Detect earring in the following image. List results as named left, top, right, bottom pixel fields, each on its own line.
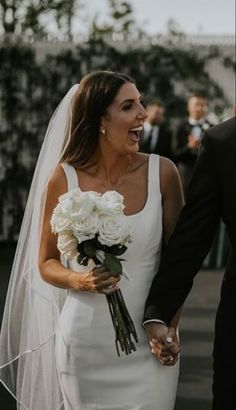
left=100, top=127, right=106, bottom=135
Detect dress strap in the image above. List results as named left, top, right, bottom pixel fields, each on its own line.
left=60, top=163, right=78, bottom=191
left=148, top=154, right=161, bottom=197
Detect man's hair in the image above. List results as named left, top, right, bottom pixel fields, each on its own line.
left=188, top=92, right=207, bottom=101
left=145, top=99, right=164, bottom=108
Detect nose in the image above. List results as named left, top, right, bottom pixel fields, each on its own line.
left=137, top=104, right=148, bottom=120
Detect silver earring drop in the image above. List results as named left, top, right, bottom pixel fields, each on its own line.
left=100, top=128, right=106, bottom=135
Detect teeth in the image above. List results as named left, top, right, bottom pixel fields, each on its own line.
left=129, top=126, right=143, bottom=132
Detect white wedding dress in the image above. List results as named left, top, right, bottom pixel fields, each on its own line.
left=56, top=154, right=179, bottom=410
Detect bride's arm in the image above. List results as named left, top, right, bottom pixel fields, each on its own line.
left=160, top=157, right=184, bottom=243
left=38, top=164, right=77, bottom=289
left=144, top=159, right=184, bottom=364
left=38, top=165, right=119, bottom=294
left=160, top=157, right=185, bottom=329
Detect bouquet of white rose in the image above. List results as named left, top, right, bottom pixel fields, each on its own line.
left=50, top=189, right=138, bottom=356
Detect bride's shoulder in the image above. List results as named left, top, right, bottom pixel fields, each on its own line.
left=47, top=164, right=67, bottom=196
left=133, top=152, right=149, bottom=168
left=160, top=156, right=177, bottom=175
left=42, top=165, right=68, bottom=221
left=159, top=156, right=182, bottom=195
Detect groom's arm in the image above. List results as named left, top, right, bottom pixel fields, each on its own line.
left=144, top=131, right=221, bottom=325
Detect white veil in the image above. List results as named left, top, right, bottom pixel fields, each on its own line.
left=0, top=84, right=79, bottom=409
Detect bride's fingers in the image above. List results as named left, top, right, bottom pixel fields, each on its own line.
left=101, top=283, right=120, bottom=295
left=160, top=354, right=179, bottom=366
left=93, top=266, right=120, bottom=277
left=150, top=342, right=163, bottom=356
left=150, top=339, right=169, bottom=353
left=92, top=266, right=107, bottom=274
left=151, top=348, right=179, bottom=365
left=150, top=340, right=179, bottom=365
left=96, top=277, right=120, bottom=290
left=93, top=272, right=121, bottom=284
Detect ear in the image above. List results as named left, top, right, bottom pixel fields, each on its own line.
left=100, top=113, right=109, bottom=135
left=100, top=127, right=106, bottom=135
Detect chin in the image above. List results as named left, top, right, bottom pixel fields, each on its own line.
left=127, top=143, right=139, bottom=154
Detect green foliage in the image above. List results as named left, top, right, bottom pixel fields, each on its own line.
left=0, top=32, right=227, bottom=240
left=223, top=56, right=236, bottom=72
left=104, top=253, right=123, bottom=274
left=0, top=0, right=77, bottom=39
left=90, top=0, right=144, bottom=42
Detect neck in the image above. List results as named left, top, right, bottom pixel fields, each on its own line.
left=189, top=115, right=205, bottom=121
left=91, top=147, right=133, bottom=185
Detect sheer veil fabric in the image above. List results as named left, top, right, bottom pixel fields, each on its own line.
left=0, top=84, right=79, bottom=409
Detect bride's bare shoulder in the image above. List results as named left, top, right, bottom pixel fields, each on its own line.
left=159, top=156, right=182, bottom=195
left=160, top=156, right=177, bottom=173
left=47, top=164, right=67, bottom=196
left=132, top=152, right=149, bottom=170
left=41, top=165, right=68, bottom=228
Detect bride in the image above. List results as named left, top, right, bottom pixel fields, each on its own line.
left=0, top=71, right=183, bottom=410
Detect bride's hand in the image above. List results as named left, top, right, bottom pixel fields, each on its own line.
left=69, top=266, right=121, bottom=295
left=150, top=330, right=180, bottom=366
left=144, top=323, right=180, bottom=366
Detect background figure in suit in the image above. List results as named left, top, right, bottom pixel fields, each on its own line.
left=139, top=101, right=173, bottom=160
left=144, top=117, right=235, bottom=410
left=174, top=93, right=214, bottom=195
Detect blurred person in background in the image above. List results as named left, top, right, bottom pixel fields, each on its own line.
left=174, top=93, right=214, bottom=195
left=139, top=101, right=173, bottom=160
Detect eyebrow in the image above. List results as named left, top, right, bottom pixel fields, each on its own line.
left=120, top=95, right=142, bottom=106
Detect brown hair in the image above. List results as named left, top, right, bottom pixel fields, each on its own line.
left=188, top=92, right=207, bottom=100
left=61, top=71, right=134, bottom=167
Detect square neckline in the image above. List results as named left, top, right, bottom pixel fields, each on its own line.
left=62, top=154, right=153, bottom=218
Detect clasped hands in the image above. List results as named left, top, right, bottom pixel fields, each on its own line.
left=144, top=322, right=180, bottom=366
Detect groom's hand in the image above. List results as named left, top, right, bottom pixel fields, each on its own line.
left=144, top=322, right=180, bottom=366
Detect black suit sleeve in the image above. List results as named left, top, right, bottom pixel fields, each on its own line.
left=144, top=132, right=221, bottom=324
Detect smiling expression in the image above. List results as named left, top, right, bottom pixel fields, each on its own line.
left=100, top=82, right=148, bottom=154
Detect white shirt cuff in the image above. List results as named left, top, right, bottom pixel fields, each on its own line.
left=143, top=319, right=167, bottom=326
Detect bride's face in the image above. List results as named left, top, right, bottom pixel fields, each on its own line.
left=100, top=82, right=147, bottom=154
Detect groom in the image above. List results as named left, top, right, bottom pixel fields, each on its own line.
left=143, top=116, right=235, bottom=410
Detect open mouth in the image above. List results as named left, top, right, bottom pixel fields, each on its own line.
left=128, top=126, right=143, bottom=142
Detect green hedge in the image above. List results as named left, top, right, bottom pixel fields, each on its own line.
left=0, top=38, right=225, bottom=240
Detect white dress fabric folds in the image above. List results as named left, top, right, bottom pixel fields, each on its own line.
left=56, top=154, right=179, bottom=410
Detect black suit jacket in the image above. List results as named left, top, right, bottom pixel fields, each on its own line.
left=140, top=124, right=173, bottom=160
left=144, top=117, right=235, bottom=324
left=174, top=119, right=213, bottom=166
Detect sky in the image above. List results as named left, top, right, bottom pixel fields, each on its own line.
left=82, top=0, right=235, bottom=36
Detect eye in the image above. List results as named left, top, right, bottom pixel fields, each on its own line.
left=123, top=103, right=133, bottom=111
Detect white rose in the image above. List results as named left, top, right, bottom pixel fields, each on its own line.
left=50, top=204, right=72, bottom=233
left=57, top=233, right=78, bottom=260
left=73, top=211, right=99, bottom=243
left=59, top=189, right=98, bottom=223
left=98, top=214, right=132, bottom=247
left=95, top=191, right=125, bottom=215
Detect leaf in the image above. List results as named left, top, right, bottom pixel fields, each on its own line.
left=114, top=245, right=127, bottom=256
left=104, top=253, right=123, bottom=274
left=106, top=244, right=127, bottom=256
left=83, top=240, right=96, bottom=258
left=77, top=255, right=89, bottom=266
